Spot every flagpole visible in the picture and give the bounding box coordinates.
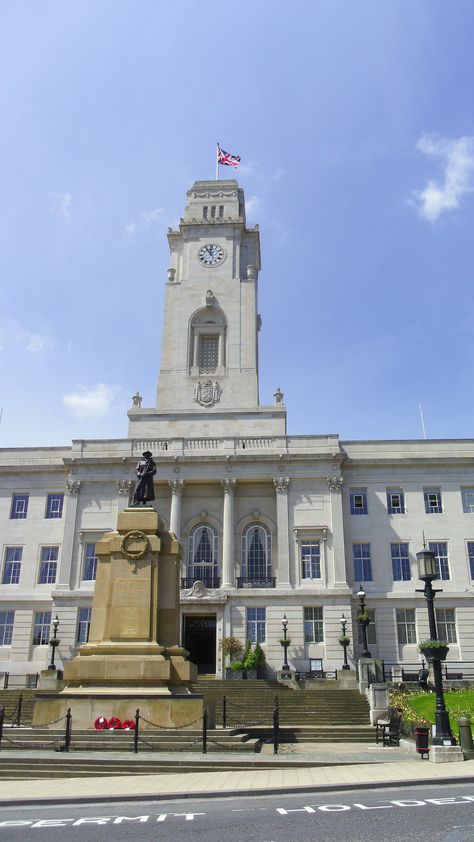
[216,143,219,180]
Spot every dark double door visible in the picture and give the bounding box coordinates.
[183,615,216,674]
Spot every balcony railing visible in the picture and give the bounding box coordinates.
[236,576,276,589]
[181,576,221,590]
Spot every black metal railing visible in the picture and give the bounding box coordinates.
[181,576,221,589]
[381,660,474,682]
[3,673,39,690]
[236,576,276,589]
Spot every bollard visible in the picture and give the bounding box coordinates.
[274,694,279,709]
[273,705,279,755]
[134,709,140,754]
[458,717,474,758]
[3,673,8,690]
[0,706,4,751]
[64,708,72,753]
[202,708,208,754]
[15,694,23,727]
[222,695,227,729]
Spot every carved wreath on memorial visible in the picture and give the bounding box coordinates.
[120,530,150,561]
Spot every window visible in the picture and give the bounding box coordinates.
[203,204,224,220]
[350,489,367,515]
[38,547,58,584]
[428,541,450,580]
[77,607,91,644]
[468,542,474,579]
[436,608,457,643]
[10,494,28,520]
[203,205,208,219]
[387,489,405,514]
[188,524,218,583]
[45,493,64,519]
[391,543,411,581]
[358,609,377,644]
[462,488,474,513]
[246,607,266,643]
[304,607,324,643]
[199,335,219,374]
[83,544,98,581]
[0,611,14,646]
[301,541,321,579]
[3,547,22,584]
[396,609,417,645]
[33,611,51,645]
[242,524,272,579]
[353,543,372,581]
[424,488,442,514]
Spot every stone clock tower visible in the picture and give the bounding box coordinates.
[128,180,286,439]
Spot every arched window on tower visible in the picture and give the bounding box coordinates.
[241,524,273,587]
[187,524,219,588]
[189,306,226,375]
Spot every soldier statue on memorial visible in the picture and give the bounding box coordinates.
[132,451,157,506]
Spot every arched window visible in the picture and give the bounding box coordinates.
[189,306,226,374]
[188,524,219,586]
[242,524,272,581]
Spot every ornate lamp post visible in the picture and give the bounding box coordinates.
[416,548,455,745]
[48,615,60,671]
[357,586,371,658]
[280,614,290,673]
[339,613,350,670]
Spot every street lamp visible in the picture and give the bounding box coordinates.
[48,615,60,671]
[340,613,350,670]
[280,614,290,673]
[416,548,456,746]
[357,585,371,658]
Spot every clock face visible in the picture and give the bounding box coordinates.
[198,243,225,266]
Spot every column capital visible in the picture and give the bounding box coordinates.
[221,478,237,494]
[169,479,185,494]
[273,476,290,493]
[327,475,343,492]
[66,478,81,496]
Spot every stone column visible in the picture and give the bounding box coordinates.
[56,478,81,589]
[273,477,290,587]
[327,476,346,587]
[169,480,185,540]
[221,479,237,588]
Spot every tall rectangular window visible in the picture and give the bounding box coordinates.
[436,608,457,643]
[387,489,405,514]
[428,541,450,580]
[304,607,324,643]
[0,611,14,645]
[391,543,411,581]
[246,607,266,643]
[33,611,51,645]
[468,542,474,579]
[353,543,372,581]
[301,542,321,579]
[462,488,474,513]
[77,607,92,644]
[83,544,98,581]
[396,609,417,644]
[3,547,22,584]
[424,488,443,514]
[10,494,28,520]
[38,547,58,584]
[358,609,377,644]
[199,335,219,374]
[350,489,368,515]
[45,493,64,519]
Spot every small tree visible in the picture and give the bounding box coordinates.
[219,636,243,666]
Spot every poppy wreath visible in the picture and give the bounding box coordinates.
[121,719,136,730]
[94,716,108,730]
[108,716,122,730]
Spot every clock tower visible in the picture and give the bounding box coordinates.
[128,179,286,439]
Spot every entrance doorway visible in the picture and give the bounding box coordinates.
[183,615,216,674]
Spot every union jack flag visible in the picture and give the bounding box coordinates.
[217,143,241,168]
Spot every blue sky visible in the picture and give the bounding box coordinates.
[1,0,474,447]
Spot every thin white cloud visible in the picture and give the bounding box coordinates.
[0,319,52,353]
[125,218,136,238]
[245,195,260,220]
[412,134,474,222]
[49,191,72,220]
[139,207,164,225]
[63,383,116,418]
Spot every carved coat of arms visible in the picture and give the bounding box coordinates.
[194,380,222,407]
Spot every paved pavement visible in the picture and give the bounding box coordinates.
[0,742,474,806]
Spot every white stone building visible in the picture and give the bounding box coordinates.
[1,179,474,684]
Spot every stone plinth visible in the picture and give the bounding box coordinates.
[34,507,200,730]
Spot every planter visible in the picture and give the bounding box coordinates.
[244,669,257,680]
[229,669,244,680]
[420,644,449,662]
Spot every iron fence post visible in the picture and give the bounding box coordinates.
[273,705,279,755]
[202,707,208,754]
[0,706,4,751]
[64,708,71,753]
[134,709,139,754]
[3,673,8,690]
[15,693,22,727]
[222,695,227,728]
